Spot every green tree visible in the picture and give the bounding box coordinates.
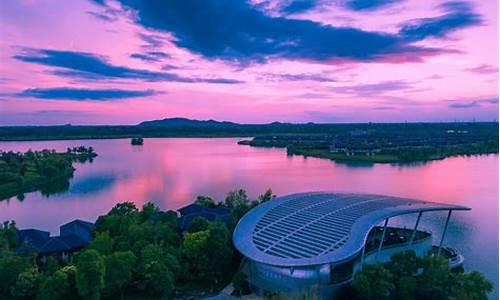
[397,276,417,300]
[195,195,216,208]
[352,264,394,300]
[418,256,452,297]
[0,253,32,297]
[228,203,252,231]
[232,271,251,296]
[140,202,160,221]
[104,251,136,298]
[75,249,105,300]
[258,188,275,203]
[136,244,175,297]
[205,222,233,283]
[187,216,209,233]
[89,231,114,255]
[36,270,70,300]
[108,202,138,217]
[0,221,18,250]
[388,250,419,278]
[452,271,493,300]
[182,230,210,282]
[224,189,248,208]
[11,267,39,298]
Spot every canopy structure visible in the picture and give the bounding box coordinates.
[233,192,470,267]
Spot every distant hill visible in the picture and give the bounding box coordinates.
[138,117,241,128]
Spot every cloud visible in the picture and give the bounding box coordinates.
[262,72,335,82]
[87,11,116,22]
[448,97,498,109]
[13,48,243,83]
[399,1,482,41]
[281,0,319,14]
[331,80,412,95]
[130,51,170,62]
[138,33,166,48]
[18,87,158,100]
[343,0,400,11]
[465,64,498,74]
[115,0,450,64]
[373,106,396,110]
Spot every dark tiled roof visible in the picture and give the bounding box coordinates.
[17,229,50,243]
[177,203,204,216]
[178,210,231,231]
[60,219,95,232]
[19,235,90,254]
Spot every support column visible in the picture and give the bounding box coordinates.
[408,211,423,246]
[376,218,389,260]
[437,210,452,256]
[360,245,366,270]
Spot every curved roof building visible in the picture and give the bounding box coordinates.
[233,192,469,298]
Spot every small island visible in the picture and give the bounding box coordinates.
[238,123,499,163]
[130,137,144,145]
[0,146,97,200]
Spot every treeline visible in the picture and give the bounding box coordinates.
[345,251,492,300]
[0,122,497,141]
[0,147,97,200]
[0,147,96,201]
[0,189,274,300]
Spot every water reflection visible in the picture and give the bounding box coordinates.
[0,138,497,298]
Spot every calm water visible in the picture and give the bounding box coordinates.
[0,138,498,297]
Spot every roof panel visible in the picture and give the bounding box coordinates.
[233,192,470,266]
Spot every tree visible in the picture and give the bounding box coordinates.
[89,231,114,255]
[224,189,248,208]
[104,251,136,298]
[0,253,32,297]
[140,202,160,221]
[452,271,493,300]
[232,271,251,296]
[36,270,70,300]
[228,203,252,231]
[418,256,453,297]
[195,195,216,208]
[352,264,394,300]
[388,250,419,278]
[108,202,138,217]
[75,249,105,300]
[182,230,210,282]
[136,244,175,297]
[258,188,275,203]
[0,221,17,250]
[11,267,39,298]
[397,276,417,300]
[205,222,233,283]
[187,216,209,233]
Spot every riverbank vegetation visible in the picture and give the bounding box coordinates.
[0,147,97,201]
[0,188,273,300]
[239,122,498,163]
[0,119,497,142]
[0,188,493,300]
[344,251,492,300]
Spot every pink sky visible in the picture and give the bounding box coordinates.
[0,0,498,125]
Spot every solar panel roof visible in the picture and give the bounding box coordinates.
[233,192,469,266]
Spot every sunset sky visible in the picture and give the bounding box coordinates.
[0,0,498,125]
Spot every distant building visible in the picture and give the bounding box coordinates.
[17,219,95,262]
[329,143,381,156]
[233,192,468,299]
[177,203,231,231]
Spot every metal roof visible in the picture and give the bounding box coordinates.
[233,192,470,267]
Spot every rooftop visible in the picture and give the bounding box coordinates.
[233,192,469,267]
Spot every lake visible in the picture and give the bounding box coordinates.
[0,138,498,297]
